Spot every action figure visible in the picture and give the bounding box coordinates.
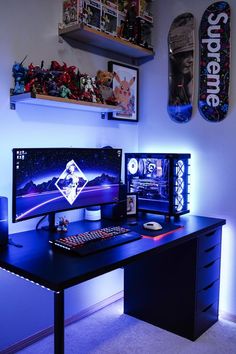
[12,57,28,94]
[57,216,69,232]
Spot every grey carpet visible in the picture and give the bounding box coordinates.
[18,299,236,354]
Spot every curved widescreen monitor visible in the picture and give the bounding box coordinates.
[12,148,122,227]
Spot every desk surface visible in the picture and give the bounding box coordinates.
[0,214,225,292]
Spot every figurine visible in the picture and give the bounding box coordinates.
[80,74,100,103]
[24,61,48,93]
[47,78,60,96]
[96,70,117,104]
[12,59,120,105]
[123,1,138,43]
[57,216,69,232]
[12,59,28,94]
[137,18,153,49]
[59,85,72,98]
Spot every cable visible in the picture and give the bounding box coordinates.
[8,238,23,248]
[36,214,47,230]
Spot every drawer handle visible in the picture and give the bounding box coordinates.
[203,281,215,291]
[205,231,215,238]
[202,303,213,312]
[205,245,216,253]
[204,260,215,268]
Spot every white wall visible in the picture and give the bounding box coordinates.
[138,0,236,317]
[0,0,137,350]
[0,0,139,234]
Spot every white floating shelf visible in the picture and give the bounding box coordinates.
[10,93,122,117]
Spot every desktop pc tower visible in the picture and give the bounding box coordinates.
[125,153,191,218]
[0,196,8,246]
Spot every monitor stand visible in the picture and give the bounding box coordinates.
[41,213,57,232]
[48,213,57,232]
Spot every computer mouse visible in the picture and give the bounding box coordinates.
[143,221,163,231]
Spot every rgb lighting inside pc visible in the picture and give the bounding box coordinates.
[125,153,190,217]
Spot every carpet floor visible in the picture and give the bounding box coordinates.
[17,299,236,354]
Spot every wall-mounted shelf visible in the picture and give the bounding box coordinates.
[10,93,121,118]
[58,24,155,65]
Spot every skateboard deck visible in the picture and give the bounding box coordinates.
[167,13,195,123]
[199,1,230,122]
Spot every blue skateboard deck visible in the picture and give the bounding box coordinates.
[167,13,195,123]
[199,1,230,122]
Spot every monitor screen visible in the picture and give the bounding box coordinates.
[125,153,190,216]
[13,148,122,225]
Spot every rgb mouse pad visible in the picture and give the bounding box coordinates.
[126,222,183,238]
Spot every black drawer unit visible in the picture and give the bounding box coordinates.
[196,280,220,313]
[194,228,222,338]
[195,301,219,337]
[197,243,221,268]
[198,228,221,253]
[196,258,221,291]
[124,225,223,341]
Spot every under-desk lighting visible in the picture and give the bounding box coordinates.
[219,224,234,313]
[0,266,52,292]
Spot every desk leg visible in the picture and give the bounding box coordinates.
[54,290,64,354]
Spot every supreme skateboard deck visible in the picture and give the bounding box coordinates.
[198,1,230,122]
[167,13,195,123]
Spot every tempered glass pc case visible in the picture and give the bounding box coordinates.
[125,153,190,217]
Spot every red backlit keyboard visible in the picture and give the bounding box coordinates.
[50,225,141,256]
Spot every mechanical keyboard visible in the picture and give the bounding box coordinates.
[50,225,142,256]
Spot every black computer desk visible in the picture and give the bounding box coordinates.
[0,214,226,354]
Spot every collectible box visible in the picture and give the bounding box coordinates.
[137,17,153,49]
[83,0,101,30]
[118,0,128,13]
[117,10,126,38]
[62,0,83,27]
[101,0,118,10]
[101,4,117,35]
[61,0,154,49]
[138,0,153,23]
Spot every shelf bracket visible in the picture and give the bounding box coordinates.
[10,101,16,110]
